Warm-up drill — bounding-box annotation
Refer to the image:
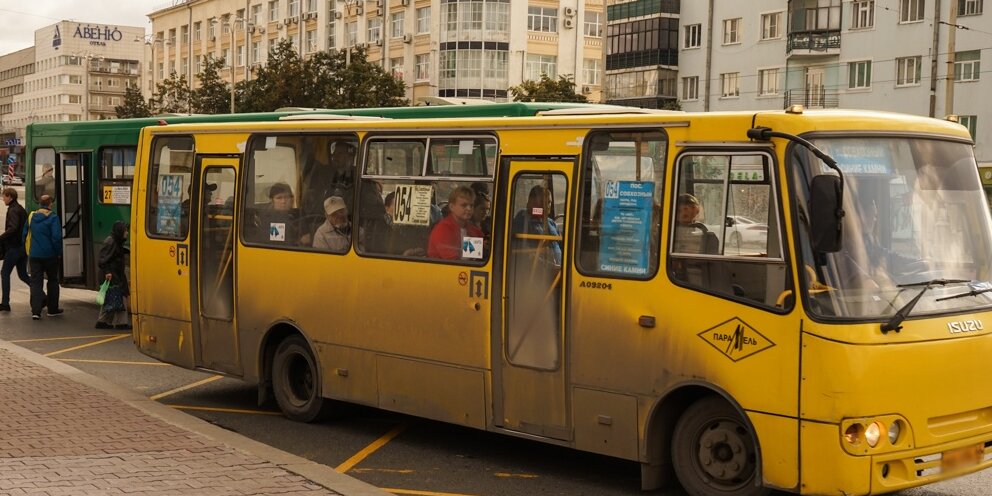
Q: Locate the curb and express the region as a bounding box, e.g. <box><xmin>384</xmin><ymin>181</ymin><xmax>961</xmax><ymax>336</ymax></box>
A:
<box><xmin>0</xmin><ymin>338</ymin><xmax>391</xmax><ymax>496</ymax></box>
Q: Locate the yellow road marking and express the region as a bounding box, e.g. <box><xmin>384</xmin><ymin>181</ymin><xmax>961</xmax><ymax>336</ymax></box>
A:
<box><xmin>383</xmin><ymin>489</ymin><xmax>478</xmax><ymax>496</ymax></box>
<box><xmin>336</xmin><ymin>424</ymin><xmax>407</xmax><ymax>473</ymax></box>
<box><xmin>44</xmin><ymin>334</ymin><xmax>129</xmax><ymax>357</ymax></box>
<box><xmin>10</xmin><ymin>333</ymin><xmax>127</xmax><ymax>343</ymax></box>
<box><xmin>493</xmin><ymin>473</ymin><xmax>539</xmax><ymax>479</ymax></box>
<box><xmin>349</xmin><ymin>468</ymin><xmax>415</xmax><ymax>475</ymax></box>
<box><xmin>165</xmin><ymin>404</ymin><xmax>283</xmax><ymax>416</ymax></box>
<box><xmin>149</xmin><ymin>375</ymin><xmax>224</xmax><ymax>401</ymax></box>
<box><xmin>59</xmin><ymin>358</ymin><xmax>170</xmax><ymax>366</ymax></box>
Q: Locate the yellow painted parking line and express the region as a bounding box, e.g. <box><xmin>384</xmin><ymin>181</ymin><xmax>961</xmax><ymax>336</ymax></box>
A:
<box><xmin>383</xmin><ymin>489</ymin><xmax>478</xmax><ymax>496</ymax></box>
<box><xmin>349</xmin><ymin>468</ymin><xmax>415</xmax><ymax>474</ymax></box>
<box><xmin>44</xmin><ymin>334</ymin><xmax>129</xmax><ymax>357</ymax></box>
<box><xmin>59</xmin><ymin>358</ymin><xmax>170</xmax><ymax>366</ymax></box>
<box><xmin>165</xmin><ymin>404</ymin><xmax>283</xmax><ymax>416</ymax></box>
<box><xmin>149</xmin><ymin>375</ymin><xmax>224</xmax><ymax>401</ymax></box>
<box><xmin>493</xmin><ymin>473</ymin><xmax>539</xmax><ymax>479</ymax></box>
<box><xmin>10</xmin><ymin>333</ymin><xmax>127</xmax><ymax>344</ymax></box>
<box><xmin>336</xmin><ymin>424</ymin><xmax>407</xmax><ymax>473</ymax></box>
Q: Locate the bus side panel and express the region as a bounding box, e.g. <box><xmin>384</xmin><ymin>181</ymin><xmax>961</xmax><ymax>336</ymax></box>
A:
<box><xmin>748</xmin><ymin>411</ymin><xmax>800</xmax><ymax>491</ymax></box>
<box><xmin>377</xmin><ymin>355</ymin><xmax>487</xmax><ymax>429</ymax></box>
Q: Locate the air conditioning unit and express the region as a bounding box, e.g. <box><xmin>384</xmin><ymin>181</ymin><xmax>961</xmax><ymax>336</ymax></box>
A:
<box><xmin>209</xmin><ymin>35</ymin><xmax>216</xmax><ymax>41</ymax></box>
<box><xmin>248</xmin><ymin>26</ymin><xmax>256</xmax><ymax>33</ymax></box>
<box><xmin>284</xmin><ymin>18</ymin><xmax>292</xmax><ymax>25</ymax></box>
<box><xmin>376</xmin><ymin>0</ymin><xmax>383</xmax><ymax>7</ymax></box>
<box><xmin>563</xmin><ymin>18</ymin><xmax>575</xmax><ymax>29</ymax></box>
<box><xmin>334</xmin><ymin>11</ymin><xmax>342</xmax><ymax>19</ymax></box>
<box><xmin>376</xmin><ymin>7</ymin><xmax>383</xmax><ymax>16</ymax></box>
<box><xmin>276</xmin><ymin>23</ymin><xmax>285</xmax><ymax>30</ymax></box>
<box><xmin>402</xmin><ymin>33</ymin><xmax>412</xmax><ymax>43</ymax></box>
<box><xmin>356</xmin><ymin>6</ymin><xmax>363</xmax><ymax>15</ymax></box>
<box><xmin>292</xmin><ymin>16</ymin><xmax>300</xmax><ymax>23</ymax></box>
<box><xmin>581</xmin><ymin>85</ymin><xmax>591</xmax><ymax>94</ymax></box>
<box><xmin>563</xmin><ymin>6</ymin><xmax>576</xmax><ymax>17</ymax></box>
<box><xmin>356</xmin><ymin>42</ymin><xmax>367</xmax><ymax>49</ymax></box>
<box><xmin>258</xmin><ymin>27</ymin><xmax>266</xmax><ymax>34</ymax></box>
<box><xmin>400</xmin><ymin>0</ymin><xmax>410</xmax><ymax>5</ymax></box>
<box><xmin>375</xmin><ymin>38</ymin><xmax>383</xmax><ymax>46</ymax></box>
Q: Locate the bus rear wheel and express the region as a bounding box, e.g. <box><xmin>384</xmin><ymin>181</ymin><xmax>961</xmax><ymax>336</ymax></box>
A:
<box><xmin>272</xmin><ymin>335</ymin><xmax>329</xmax><ymax>422</ymax></box>
<box><xmin>672</xmin><ymin>397</ymin><xmax>767</xmax><ymax>496</ymax></box>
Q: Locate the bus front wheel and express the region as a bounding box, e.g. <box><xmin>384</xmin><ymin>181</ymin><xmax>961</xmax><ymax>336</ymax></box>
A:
<box><xmin>272</xmin><ymin>335</ymin><xmax>329</xmax><ymax>422</ymax></box>
<box><xmin>672</xmin><ymin>397</ymin><xmax>767</xmax><ymax>496</ymax></box>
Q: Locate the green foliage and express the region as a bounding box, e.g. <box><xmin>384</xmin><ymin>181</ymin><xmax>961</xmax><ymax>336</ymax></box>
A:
<box><xmin>192</xmin><ymin>55</ymin><xmax>231</xmax><ymax>114</ymax></box>
<box><xmin>115</xmin><ymin>86</ymin><xmax>151</xmax><ymax>118</ymax></box>
<box><xmin>151</xmin><ymin>73</ymin><xmax>192</xmax><ymax>114</ymax></box>
<box><xmin>660</xmin><ymin>99</ymin><xmax>682</xmax><ymax>111</ymax></box>
<box><xmin>236</xmin><ymin>40</ymin><xmax>308</xmax><ymax>112</ymax></box>
<box><xmin>509</xmin><ymin>74</ymin><xmax>588</xmax><ymax>103</ymax></box>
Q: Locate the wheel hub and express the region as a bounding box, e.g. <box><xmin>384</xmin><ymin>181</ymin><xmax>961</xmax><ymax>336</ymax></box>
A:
<box><xmin>696</xmin><ymin>420</ymin><xmax>752</xmax><ymax>483</ymax></box>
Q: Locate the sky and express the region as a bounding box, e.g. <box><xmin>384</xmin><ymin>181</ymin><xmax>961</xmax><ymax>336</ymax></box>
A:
<box><xmin>0</xmin><ymin>1</ymin><xmax>164</xmax><ymax>55</ymax></box>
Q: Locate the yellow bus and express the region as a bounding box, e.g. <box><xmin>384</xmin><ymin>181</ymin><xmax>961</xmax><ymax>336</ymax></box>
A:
<box><xmin>130</xmin><ymin>108</ymin><xmax>992</xmax><ymax>495</ymax></box>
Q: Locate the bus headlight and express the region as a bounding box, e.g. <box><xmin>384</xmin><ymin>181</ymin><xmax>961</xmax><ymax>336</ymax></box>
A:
<box><xmin>844</xmin><ymin>423</ymin><xmax>864</xmax><ymax>445</ymax></box>
<box><xmin>888</xmin><ymin>420</ymin><xmax>902</xmax><ymax>445</ymax></box>
<box><xmin>865</xmin><ymin>422</ymin><xmax>883</xmax><ymax>447</ymax></box>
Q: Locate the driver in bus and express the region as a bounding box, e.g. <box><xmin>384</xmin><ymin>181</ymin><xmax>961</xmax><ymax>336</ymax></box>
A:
<box><xmin>673</xmin><ymin>193</ymin><xmax>715</xmax><ymax>254</ymax></box>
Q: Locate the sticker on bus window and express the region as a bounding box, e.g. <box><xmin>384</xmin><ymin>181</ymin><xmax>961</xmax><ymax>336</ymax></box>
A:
<box><xmin>156</xmin><ymin>173</ymin><xmax>183</xmax><ymax>235</ymax></box>
<box><xmin>598</xmin><ymin>180</ymin><xmax>654</xmax><ymax>276</ymax></box>
<box><xmin>393</xmin><ymin>184</ymin><xmax>433</xmax><ymax>226</ymax></box>
<box><xmin>458</xmin><ymin>140</ymin><xmax>474</xmax><ymax>155</ymax></box>
<box><xmin>103</xmin><ymin>185</ymin><xmax>131</xmax><ymax>204</ymax></box>
<box><xmin>462</xmin><ymin>236</ymin><xmax>483</xmax><ymax>259</ymax></box>
<box><xmin>269</xmin><ymin>222</ymin><xmax>286</xmax><ymax>241</ymax></box>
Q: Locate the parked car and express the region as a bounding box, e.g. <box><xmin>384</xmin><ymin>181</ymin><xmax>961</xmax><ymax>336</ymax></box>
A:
<box><xmin>724</xmin><ymin>215</ymin><xmax>768</xmax><ymax>248</ymax></box>
<box><xmin>1</xmin><ymin>174</ymin><xmax>23</xmax><ymax>186</ymax></box>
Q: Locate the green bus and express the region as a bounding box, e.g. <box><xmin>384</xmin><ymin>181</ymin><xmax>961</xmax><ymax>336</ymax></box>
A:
<box><xmin>25</xmin><ymin>102</ymin><xmax>613</xmax><ymax>289</ymax></box>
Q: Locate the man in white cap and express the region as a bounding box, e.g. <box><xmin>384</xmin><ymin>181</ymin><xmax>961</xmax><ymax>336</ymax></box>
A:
<box><xmin>312</xmin><ymin>196</ymin><xmax>351</xmax><ymax>252</ymax></box>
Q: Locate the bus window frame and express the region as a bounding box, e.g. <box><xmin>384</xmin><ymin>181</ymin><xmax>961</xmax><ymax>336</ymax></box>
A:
<box><xmin>144</xmin><ymin>134</ymin><xmax>197</xmax><ymax>241</ymax></box>
<box><xmin>574</xmin><ymin>128</ymin><xmax>669</xmax><ymax>282</ymax></box>
<box><xmin>356</xmin><ymin>132</ymin><xmax>499</xmax><ymax>266</ymax></box>
<box><xmin>32</xmin><ymin>146</ymin><xmax>57</xmax><ymax>203</ymax></box>
<box><xmin>667</xmin><ymin>147</ymin><xmax>794</xmax><ymax>314</ymax></box>
<box><xmin>97</xmin><ymin>145</ymin><xmax>137</xmax><ymax>204</ymax></box>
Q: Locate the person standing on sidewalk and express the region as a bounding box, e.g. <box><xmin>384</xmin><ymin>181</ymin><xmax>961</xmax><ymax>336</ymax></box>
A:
<box><xmin>0</xmin><ymin>187</ymin><xmax>30</xmax><ymax>311</ymax></box>
<box><xmin>22</xmin><ymin>194</ymin><xmax>63</xmax><ymax>320</ymax></box>
<box><xmin>95</xmin><ymin>221</ymin><xmax>130</xmax><ymax>329</ymax></box>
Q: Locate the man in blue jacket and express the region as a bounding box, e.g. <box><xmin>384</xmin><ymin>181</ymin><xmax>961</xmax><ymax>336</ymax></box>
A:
<box><xmin>23</xmin><ymin>194</ymin><xmax>63</xmax><ymax>319</ymax></box>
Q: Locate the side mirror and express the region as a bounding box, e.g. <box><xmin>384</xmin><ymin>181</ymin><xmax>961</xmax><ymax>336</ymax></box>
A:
<box><xmin>809</xmin><ymin>175</ymin><xmax>844</xmax><ymax>253</ymax></box>
<box><xmin>724</xmin><ymin>216</ymin><xmax>736</xmax><ymax>227</ymax></box>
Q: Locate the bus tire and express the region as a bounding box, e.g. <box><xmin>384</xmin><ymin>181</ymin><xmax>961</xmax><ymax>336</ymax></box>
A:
<box><xmin>672</xmin><ymin>396</ymin><xmax>767</xmax><ymax>496</ymax></box>
<box><xmin>272</xmin><ymin>335</ymin><xmax>329</xmax><ymax>422</ymax></box>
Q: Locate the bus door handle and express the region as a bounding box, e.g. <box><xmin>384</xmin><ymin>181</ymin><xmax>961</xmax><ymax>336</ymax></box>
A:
<box><xmin>638</xmin><ymin>315</ymin><xmax>656</xmax><ymax>328</ymax></box>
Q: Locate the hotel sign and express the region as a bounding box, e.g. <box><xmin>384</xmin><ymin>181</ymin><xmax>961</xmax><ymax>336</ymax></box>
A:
<box><xmin>73</xmin><ymin>24</ymin><xmax>125</xmax><ymax>47</ymax></box>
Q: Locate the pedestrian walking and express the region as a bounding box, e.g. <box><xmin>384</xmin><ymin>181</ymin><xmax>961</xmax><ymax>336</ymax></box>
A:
<box><xmin>0</xmin><ymin>187</ymin><xmax>31</xmax><ymax>311</ymax></box>
<box><xmin>23</xmin><ymin>194</ymin><xmax>62</xmax><ymax>320</ymax></box>
<box><xmin>95</xmin><ymin>221</ymin><xmax>130</xmax><ymax>329</ymax></box>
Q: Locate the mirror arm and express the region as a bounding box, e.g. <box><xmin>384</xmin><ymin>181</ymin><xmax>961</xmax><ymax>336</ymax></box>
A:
<box><xmin>748</xmin><ymin>126</ymin><xmax>845</xmax><ymax>216</ymax></box>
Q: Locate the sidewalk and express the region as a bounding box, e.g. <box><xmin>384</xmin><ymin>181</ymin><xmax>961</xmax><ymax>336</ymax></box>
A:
<box><xmin>0</xmin><ymin>339</ymin><xmax>390</xmax><ymax>496</ymax></box>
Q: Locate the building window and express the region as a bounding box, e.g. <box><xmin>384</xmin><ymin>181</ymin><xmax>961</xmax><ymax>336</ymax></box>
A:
<box><xmin>306</xmin><ymin>30</ymin><xmax>318</xmax><ymax>53</ymax></box>
<box><xmin>682</xmin><ymin>76</ymin><xmax>699</xmax><ymax>100</ymax></box>
<box><xmin>848</xmin><ymin>60</ymin><xmax>872</xmax><ymax>88</ymax></box>
<box><xmin>417</xmin><ymin>6</ymin><xmax>431</xmax><ymax>33</ymax></box>
<box><xmin>193</xmin><ymin>22</ymin><xmax>201</xmax><ymax>41</ymax></box>
<box><xmin>369</xmin><ymin>18</ymin><xmax>382</xmax><ymax>42</ymax></box>
<box><xmin>759</xmin><ymin>68</ymin><xmax>780</xmax><ymax>95</ymax></box>
<box><xmin>181</xmin><ymin>58</ymin><xmax>188</xmax><ymax>75</ymax></box>
<box><xmin>900</xmin><ymin>0</ymin><xmax>925</xmax><ymax>22</ymax></box>
<box><xmin>306</xmin><ymin>0</ymin><xmax>318</xmax><ymax>13</ymax></box>
<box><xmin>181</xmin><ymin>25</ymin><xmax>189</xmax><ymax>44</ymax></box>
<box><xmin>959</xmin><ymin>0</ymin><xmax>984</xmax><ymax>15</ymax></box>
<box><xmin>222</xmin><ymin>48</ymin><xmax>230</xmax><ymax>67</ymax></box>
<box><xmin>485</xmin><ymin>2</ymin><xmax>510</xmax><ymax>32</ymax></box>
<box><xmin>208</xmin><ymin>18</ymin><xmax>217</xmax><ymax>39</ymax></box>
<box><xmin>852</xmin><ymin>1</ymin><xmax>874</xmax><ymax>29</ymax></box>
<box><xmin>251</xmin><ymin>42</ymin><xmax>261</xmax><ymax>63</ymax></box>
<box><xmin>391</xmin><ymin>57</ymin><xmax>404</xmax><ymax>79</ymax></box>
<box><xmin>251</xmin><ymin>4</ymin><xmax>262</xmax><ymax>25</ymax></box>
<box><xmin>720</xmin><ymin>72</ymin><xmax>740</xmax><ymax>97</ymax></box>
<box><xmin>391</xmin><ymin>12</ymin><xmax>405</xmax><ymax>38</ymax></box>
<box><xmin>462</xmin><ymin>1</ymin><xmax>483</xmax><ymax>30</ymax></box>
<box><xmin>583</xmin><ymin>58</ymin><xmax>601</xmax><ymax>86</ymax></box>
<box><xmin>723</xmin><ymin>18</ymin><xmax>741</xmax><ymax>45</ymax></box>
<box><xmin>528</xmin><ymin>7</ymin><xmax>558</xmax><ymax>32</ymax></box>
<box><xmin>684</xmin><ymin>23</ymin><xmax>701</xmax><ymax>48</ymax></box>
<box><xmin>169</xmin><ymin>28</ymin><xmax>177</xmax><ymax>45</ymax></box>
<box><xmin>959</xmin><ymin>115</ymin><xmax>978</xmax><ymax>139</ymax></box>
<box><xmin>327</xmin><ymin>20</ymin><xmax>336</xmax><ymax>49</ymax></box>
<box><xmin>526</xmin><ymin>54</ymin><xmax>557</xmax><ymax>80</ymax></box>
<box><xmin>288</xmin><ymin>0</ymin><xmax>299</xmax><ymax>17</ymax></box>
<box><xmin>269</xmin><ymin>1</ymin><xmax>279</xmax><ymax>22</ymax></box>
<box><xmin>584</xmin><ymin>11</ymin><xmax>602</xmax><ymax>37</ymax></box>
<box><xmin>761</xmin><ymin>12</ymin><xmax>782</xmax><ymax>40</ymax></box>
<box><xmin>954</xmin><ymin>50</ymin><xmax>981</xmax><ymax>81</ymax></box>
<box><xmin>896</xmin><ymin>56</ymin><xmax>922</xmax><ymax>86</ymax></box>
<box><xmin>415</xmin><ymin>53</ymin><xmax>430</xmax><ymax>80</ymax></box>
<box><xmin>347</xmin><ymin>22</ymin><xmax>358</xmax><ymax>46</ymax></box>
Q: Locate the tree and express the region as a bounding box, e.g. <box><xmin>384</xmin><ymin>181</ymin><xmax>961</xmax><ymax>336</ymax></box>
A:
<box><xmin>151</xmin><ymin>73</ymin><xmax>192</xmax><ymax>114</ymax></box>
<box><xmin>192</xmin><ymin>55</ymin><xmax>231</xmax><ymax>114</ymax></box>
<box><xmin>510</xmin><ymin>74</ymin><xmax>588</xmax><ymax>103</ymax></box>
<box><xmin>115</xmin><ymin>86</ymin><xmax>151</xmax><ymax>118</ymax></box>
<box><xmin>307</xmin><ymin>46</ymin><xmax>408</xmax><ymax>108</ymax></box>
<box><xmin>236</xmin><ymin>40</ymin><xmax>308</xmax><ymax>112</ymax></box>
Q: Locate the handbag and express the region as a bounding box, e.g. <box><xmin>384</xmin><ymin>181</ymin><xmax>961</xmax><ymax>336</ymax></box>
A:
<box><xmin>96</xmin><ymin>280</ymin><xmax>109</xmax><ymax>306</ymax></box>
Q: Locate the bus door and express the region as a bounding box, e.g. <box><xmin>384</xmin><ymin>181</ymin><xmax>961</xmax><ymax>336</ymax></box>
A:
<box><xmin>191</xmin><ymin>159</ymin><xmax>241</xmax><ymax>375</ymax></box>
<box><xmin>495</xmin><ymin>158</ymin><xmax>573</xmax><ymax>440</ymax></box>
<box><xmin>58</xmin><ymin>152</ymin><xmax>87</xmax><ymax>280</ymax></box>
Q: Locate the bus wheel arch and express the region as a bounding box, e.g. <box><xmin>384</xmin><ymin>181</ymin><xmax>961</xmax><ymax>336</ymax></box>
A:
<box><xmin>260</xmin><ymin>323</ymin><xmax>330</xmax><ymax>422</ymax></box>
<box><xmin>642</xmin><ymin>385</ymin><xmax>765</xmax><ymax>495</ymax></box>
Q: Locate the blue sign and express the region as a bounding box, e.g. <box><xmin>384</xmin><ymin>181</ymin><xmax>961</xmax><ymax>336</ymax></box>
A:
<box><xmin>156</xmin><ymin>174</ymin><xmax>184</xmax><ymax>235</ymax></box>
<box><xmin>819</xmin><ymin>139</ymin><xmax>894</xmax><ymax>175</ymax></box>
<box><xmin>598</xmin><ymin>181</ymin><xmax>654</xmax><ymax>276</ymax></box>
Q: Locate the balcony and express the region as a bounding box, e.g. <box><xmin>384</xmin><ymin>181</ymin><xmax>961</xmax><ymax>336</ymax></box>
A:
<box><xmin>786</xmin><ymin>31</ymin><xmax>841</xmax><ymax>56</ymax></box>
<box><xmin>783</xmin><ymin>89</ymin><xmax>838</xmax><ymax>109</ymax></box>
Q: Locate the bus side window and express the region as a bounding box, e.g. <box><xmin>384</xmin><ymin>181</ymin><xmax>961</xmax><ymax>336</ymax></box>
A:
<box><xmin>145</xmin><ymin>136</ymin><xmax>194</xmax><ymax>240</ymax></box>
<box><xmin>668</xmin><ymin>152</ymin><xmax>792</xmax><ymax>309</ymax></box>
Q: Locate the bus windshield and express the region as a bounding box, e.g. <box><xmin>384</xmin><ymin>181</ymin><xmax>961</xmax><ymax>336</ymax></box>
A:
<box><xmin>794</xmin><ymin>136</ymin><xmax>992</xmax><ymax>320</ymax></box>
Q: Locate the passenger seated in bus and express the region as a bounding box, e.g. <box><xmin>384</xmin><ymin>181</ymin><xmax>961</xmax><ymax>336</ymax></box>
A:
<box><xmin>312</xmin><ymin>196</ymin><xmax>352</xmax><ymax>252</ymax></box>
<box><xmin>384</xmin><ymin>191</ymin><xmax>395</xmax><ymax>226</ymax></box>
<box><xmin>254</xmin><ymin>182</ymin><xmax>310</xmax><ymax>246</ymax></box>
<box><xmin>358</xmin><ymin>180</ymin><xmax>390</xmax><ymax>253</ymax></box>
<box><xmin>472</xmin><ymin>191</ymin><xmax>492</xmax><ymax>253</ymax></box>
<box><xmin>179</xmin><ymin>182</ymin><xmax>215</xmax><ymax>234</ymax></box>
<box><xmin>427</xmin><ymin>186</ymin><xmax>484</xmax><ymax>260</ymax></box>
<box><xmin>470</xmin><ymin>182</ymin><xmax>493</xmax><ymax>235</ymax></box>
<box><xmin>672</xmin><ymin>193</ymin><xmax>718</xmax><ymax>255</ymax></box>
<box><xmin>512</xmin><ymin>185</ymin><xmax>562</xmax><ymax>267</ymax></box>
<box><xmin>36</xmin><ymin>165</ymin><xmax>55</xmax><ymax>198</ymax></box>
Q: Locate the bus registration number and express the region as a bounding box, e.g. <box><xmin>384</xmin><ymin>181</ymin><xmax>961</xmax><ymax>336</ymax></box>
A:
<box><xmin>941</xmin><ymin>443</ymin><xmax>984</xmax><ymax>472</ymax></box>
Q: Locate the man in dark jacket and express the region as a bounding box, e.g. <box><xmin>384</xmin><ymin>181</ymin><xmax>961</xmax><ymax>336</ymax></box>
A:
<box><xmin>22</xmin><ymin>194</ymin><xmax>63</xmax><ymax>319</ymax></box>
<box><xmin>0</xmin><ymin>187</ymin><xmax>30</xmax><ymax>311</ymax></box>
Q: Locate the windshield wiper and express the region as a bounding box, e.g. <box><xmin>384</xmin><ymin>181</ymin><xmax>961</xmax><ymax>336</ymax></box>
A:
<box><xmin>935</xmin><ymin>285</ymin><xmax>992</xmax><ymax>302</ymax></box>
<box><xmin>881</xmin><ymin>279</ymin><xmax>971</xmax><ymax>334</ymax></box>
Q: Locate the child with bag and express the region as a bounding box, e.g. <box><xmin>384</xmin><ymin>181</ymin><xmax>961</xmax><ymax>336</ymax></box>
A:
<box><xmin>95</xmin><ymin>221</ymin><xmax>130</xmax><ymax>329</ymax></box>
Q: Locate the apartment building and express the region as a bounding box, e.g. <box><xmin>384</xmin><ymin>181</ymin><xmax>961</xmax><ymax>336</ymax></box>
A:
<box><xmin>603</xmin><ymin>0</ymin><xmax>679</xmax><ymax>108</ymax></box>
<box><xmin>147</xmin><ymin>0</ymin><xmax>606</xmax><ymax>103</ymax></box>
<box><xmin>0</xmin><ymin>22</ymin><xmax>144</xmax><ymax>142</ymax></box>
<box><xmin>678</xmin><ymin>0</ymin><xmax>990</xmax><ymax>163</ymax></box>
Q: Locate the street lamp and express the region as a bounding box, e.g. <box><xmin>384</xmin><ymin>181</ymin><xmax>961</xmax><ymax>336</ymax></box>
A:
<box><xmin>136</xmin><ymin>35</ymin><xmax>167</xmax><ymax>102</ymax></box>
<box><xmin>212</xmin><ymin>16</ymin><xmax>245</xmax><ymax>114</ymax></box>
